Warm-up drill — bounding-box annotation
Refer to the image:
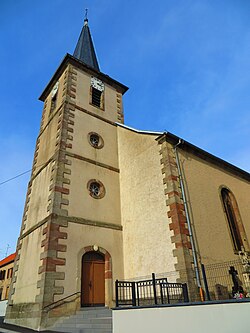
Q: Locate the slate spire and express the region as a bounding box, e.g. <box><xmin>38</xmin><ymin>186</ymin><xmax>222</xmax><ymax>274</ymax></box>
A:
<box><xmin>73</xmin><ymin>17</ymin><xmax>100</xmax><ymax>71</ymax></box>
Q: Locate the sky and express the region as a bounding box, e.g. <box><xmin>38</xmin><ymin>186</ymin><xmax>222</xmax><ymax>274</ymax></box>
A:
<box><xmin>0</xmin><ymin>0</ymin><xmax>250</xmax><ymax>259</ymax></box>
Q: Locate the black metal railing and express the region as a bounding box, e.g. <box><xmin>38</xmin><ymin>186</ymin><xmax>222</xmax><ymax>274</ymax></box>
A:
<box><xmin>42</xmin><ymin>291</ymin><xmax>81</xmax><ymax>312</ymax></box>
<box><xmin>115</xmin><ymin>273</ymin><xmax>189</xmax><ymax>307</ymax></box>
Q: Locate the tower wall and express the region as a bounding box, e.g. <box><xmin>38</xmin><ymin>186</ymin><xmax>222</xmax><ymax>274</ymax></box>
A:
<box><xmin>5</xmin><ymin>59</ymin><xmax>126</xmax><ymax>329</ymax></box>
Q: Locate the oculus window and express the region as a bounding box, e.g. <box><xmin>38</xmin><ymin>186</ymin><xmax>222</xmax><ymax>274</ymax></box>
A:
<box><xmin>87</xmin><ymin>179</ymin><xmax>105</xmax><ymax>199</ymax></box>
<box><xmin>88</xmin><ymin>132</ymin><xmax>104</xmax><ymax>149</ymax></box>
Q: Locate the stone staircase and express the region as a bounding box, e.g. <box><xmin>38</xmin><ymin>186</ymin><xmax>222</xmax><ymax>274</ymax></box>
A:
<box><xmin>51</xmin><ymin>307</ymin><xmax>112</xmax><ymax>333</ymax></box>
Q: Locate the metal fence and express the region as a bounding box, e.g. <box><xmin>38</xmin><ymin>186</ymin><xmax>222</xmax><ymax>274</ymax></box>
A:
<box><xmin>152</xmin><ymin>260</ymin><xmax>250</xmax><ymax>302</ymax></box>
<box><xmin>115</xmin><ymin>260</ymin><xmax>250</xmax><ymax>307</ymax></box>
<box><xmin>200</xmin><ymin>260</ymin><xmax>250</xmax><ymax>301</ymax></box>
<box><xmin>115</xmin><ymin>273</ymin><xmax>189</xmax><ymax>307</ymax></box>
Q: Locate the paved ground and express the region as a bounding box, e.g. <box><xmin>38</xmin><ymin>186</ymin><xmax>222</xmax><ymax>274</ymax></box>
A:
<box><xmin>0</xmin><ymin>317</ymin><xmax>63</xmax><ymax>333</ymax></box>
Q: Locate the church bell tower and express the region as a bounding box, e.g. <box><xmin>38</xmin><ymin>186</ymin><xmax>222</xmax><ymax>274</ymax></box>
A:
<box><xmin>5</xmin><ymin>16</ymin><xmax>128</xmax><ymax>330</ymax></box>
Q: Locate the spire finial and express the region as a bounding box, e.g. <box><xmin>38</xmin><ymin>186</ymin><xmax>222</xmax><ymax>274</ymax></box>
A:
<box><xmin>84</xmin><ymin>8</ymin><xmax>88</xmax><ymax>25</ymax></box>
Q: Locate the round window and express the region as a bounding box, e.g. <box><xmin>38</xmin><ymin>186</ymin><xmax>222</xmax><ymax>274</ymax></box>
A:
<box><xmin>87</xmin><ymin>179</ymin><xmax>105</xmax><ymax>199</ymax></box>
<box><xmin>88</xmin><ymin>132</ymin><xmax>104</xmax><ymax>149</ymax></box>
<box><xmin>90</xmin><ymin>134</ymin><xmax>100</xmax><ymax>147</ymax></box>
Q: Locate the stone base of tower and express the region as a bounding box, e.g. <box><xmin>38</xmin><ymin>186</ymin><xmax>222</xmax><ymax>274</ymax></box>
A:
<box><xmin>4</xmin><ymin>303</ymin><xmax>42</xmax><ymax>330</ymax></box>
<box><xmin>4</xmin><ymin>296</ymin><xmax>82</xmax><ymax>330</ymax></box>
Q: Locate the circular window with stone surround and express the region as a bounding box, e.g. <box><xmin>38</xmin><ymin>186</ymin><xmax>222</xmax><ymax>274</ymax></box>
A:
<box><xmin>88</xmin><ymin>132</ymin><xmax>104</xmax><ymax>149</ymax></box>
<box><xmin>87</xmin><ymin>179</ymin><xmax>106</xmax><ymax>199</ymax></box>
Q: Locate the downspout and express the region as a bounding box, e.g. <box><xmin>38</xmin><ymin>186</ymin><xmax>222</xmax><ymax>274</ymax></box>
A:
<box><xmin>174</xmin><ymin>139</ymin><xmax>202</xmax><ymax>292</ymax></box>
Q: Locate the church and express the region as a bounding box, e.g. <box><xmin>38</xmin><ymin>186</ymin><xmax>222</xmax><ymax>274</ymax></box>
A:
<box><xmin>5</xmin><ymin>16</ymin><xmax>250</xmax><ymax>330</ymax></box>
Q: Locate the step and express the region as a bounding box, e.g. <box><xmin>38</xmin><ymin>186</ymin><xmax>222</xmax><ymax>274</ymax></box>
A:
<box><xmin>53</xmin><ymin>313</ymin><xmax>112</xmax><ymax>324</ymax></box>
<box><xmin>57</xmin><ymin>322</ymin><xmax>112</xmax><ymax>329</ymax></box>
<box><xmin>60</xmin><ymin>317</ymin><xmax>112</xmax><ymax>324</ymax></box>
<box><xmin>77</xmin><ymin>308</ymin><xmax>112</xmax><ymax>314</ymax></box>
<box><xmin>74</xmin><ymin>313</ymin><xmax>112</xmax><ymax>320</ymax></box>
<box><xmin>75</xmin><ymin>330</ymin><xmax>111</xmax><ymax>333</ymax></box>
<box><xmin>51</xmin><ymin>307</ymin><xmax>113</xmax><ymax>333</ymax></box>
<box><xmin>58</xmin><ymin>328</ymin><xmax>112</xmax><ymax>333</ymax></box>
<box><xmin>78</xmin><ymin>306</ymin><xmax>109</xmax><ymax>311</ymax></box>
<box><xmin>75</xmin><ymin>313</ymin><xmax>112</xmax><ymax>319</ymax></box>
<box><xmin>54</xmin><ymin>327</ymin><xmax>112</xmax><ymax>333</ymax></box>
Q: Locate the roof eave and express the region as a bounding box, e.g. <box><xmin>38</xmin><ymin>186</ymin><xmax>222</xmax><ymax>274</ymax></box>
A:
<box><xmin>0</xmin><ymin>253</ymin><xmax>16</xmax><ymax>268</ymax></box>
<box><xmin>39</xmin><ymin>54</ymin><xmax>129</xmax><ymax>101</ymax></box>
<box><xmin>156</xmin><ymin>132</ymin><xmax>250</xmax><ymax>182</ymax></box>
<box><xmin>116</xmin><ymin>122</ymin><xmax>163</xmax><ymax>136</ymax></box>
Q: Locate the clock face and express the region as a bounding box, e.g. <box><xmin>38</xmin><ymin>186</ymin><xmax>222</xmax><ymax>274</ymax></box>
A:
<box><xmin>51</xmin><ymin>81</ymin><xmax>59</xmax><ymax>98</ymax></box>
<box><xmin>91</xmin><ymin>77</ymin><xmax>104</xmax><ymax>92</ymax></box>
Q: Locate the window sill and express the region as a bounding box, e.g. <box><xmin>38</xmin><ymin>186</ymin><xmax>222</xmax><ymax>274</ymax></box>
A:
<box><xmin>89</xmin><ymin>103</ymin><xmax>105</xmax><ymax>111</ymax></box>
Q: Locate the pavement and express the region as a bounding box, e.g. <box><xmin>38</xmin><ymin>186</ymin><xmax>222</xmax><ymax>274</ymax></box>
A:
<box><xmin>0</xmin><ymin>317</ymin><xmax>63</xmax><ymax>333</ymax></box>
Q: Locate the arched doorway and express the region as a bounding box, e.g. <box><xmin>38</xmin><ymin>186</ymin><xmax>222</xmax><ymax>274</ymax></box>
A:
<box><xmin>81</xmin><ymin>251</ymin><xmax>105</xmax><ymax>307</ymax></box>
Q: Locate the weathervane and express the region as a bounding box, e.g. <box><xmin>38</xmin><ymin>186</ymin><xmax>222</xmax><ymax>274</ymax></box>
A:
<box><xmin>5</xmin><ymin>244</ymin><xmax>10</xmax><ymax>257</ymax></box>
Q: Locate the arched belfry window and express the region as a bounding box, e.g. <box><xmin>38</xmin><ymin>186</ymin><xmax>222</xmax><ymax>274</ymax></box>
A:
<box><xmin>221</xmin><ymin>188</ymin><xmax>247</xmax><ymax>252</ymax></box>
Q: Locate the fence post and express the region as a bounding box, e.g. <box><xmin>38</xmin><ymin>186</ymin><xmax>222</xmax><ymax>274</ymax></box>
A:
<box><xmin>115</xmin><ymin>280</ymin><xmax>119</xmax><ymax>307</ymax></box>
<box><xmin>152</xmin><ymin>273</ymin><xmax>157</xmax><ymax>305</ymax></box>
<box><xmin>160</xmin><ymin>283</ymin><xmax>164</xmax><ymax>304</ymax></box>
<box><xmin>131</xmin><ymin>282</ymin><xmax>136</xmax><ymax>306</ymax></box>
<box><xmin>136</xmin><ymin>282</ymin><xmax>140</xmax><ymax>306</ymax></box>
<box><xmin>201</xmin><ymin>263</ymin><xmax>211</xmax><ymax>301</ymax></box>
<box><xmin>166</xmin><ymin>284</ymin><xmax>170</xmax><ymax>304</ymax></box>
<box><xmin>183</xmin><ymin>283</ymin><xmax>189</xmax><ymax>303</ymax></box>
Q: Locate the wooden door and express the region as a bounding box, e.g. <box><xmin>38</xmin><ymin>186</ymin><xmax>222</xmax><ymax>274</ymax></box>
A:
<box><xmin>81</xmin><ymin>252</ymin><xmax>105</xmax><ymax>306</ymax></box>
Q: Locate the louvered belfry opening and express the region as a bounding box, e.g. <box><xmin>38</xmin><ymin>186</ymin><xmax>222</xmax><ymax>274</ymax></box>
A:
<box><xmin>92</xmin><ymin>87</ymin><xmax>102</xmax><ymax>107</ymax></box>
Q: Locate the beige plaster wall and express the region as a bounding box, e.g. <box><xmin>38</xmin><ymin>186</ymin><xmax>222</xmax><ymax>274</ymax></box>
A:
<box><xmin>42</xmin><ymin>68</ymin><xmax>66</xmax><ymax>128</ymax></box>
<box><xmin>70</xmin><ymin>109</ymin><xmax>119</xmax><ymax>168</ymax></box>
<box><xmin>117</xmin><ymin>127</ymin><xmax>177</xmax><ymax>279</ymax></box>
<box><xmin>23</xmin><ymin>163</ymin><xmax>52</xmax><ymax>231</ymax></box>
<box><xmin>67</xmin><ymin>158</ymin><xmax>121</xmax><ymax>225</ymax></box>
<box><xmin>13</xmin><ymin>227</ymin><xmax>43</xmax><ymax>303</ymax></box>
<box><xmin>55</xmin><ymin>223</ymin><xmax>123</xmax><ymax>301</ymax></box>
<box><xmin>35</xmin><ymin>112</ymin><xmax>59</xmax><ymax>173</ymax></box>
<box><xmin>74</xmin><ymin>68</ymin><xmax>119</xmax><ymax>123</ymax></box>
<box><xmin>35</xmin><ymin>64</ymin><xmax>67</xmax><ymax>170</ymax></box>
<box><xmin>178</xmin><ymin>149</ymin><xmax>250</xmax><ymax>264</ymax></box>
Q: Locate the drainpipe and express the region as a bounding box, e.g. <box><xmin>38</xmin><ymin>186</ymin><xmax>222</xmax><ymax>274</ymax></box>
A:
<box><xmin>174</xmin><ymin>139</ymin><xmax>202</xmax><ymax>292</ymax></box>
